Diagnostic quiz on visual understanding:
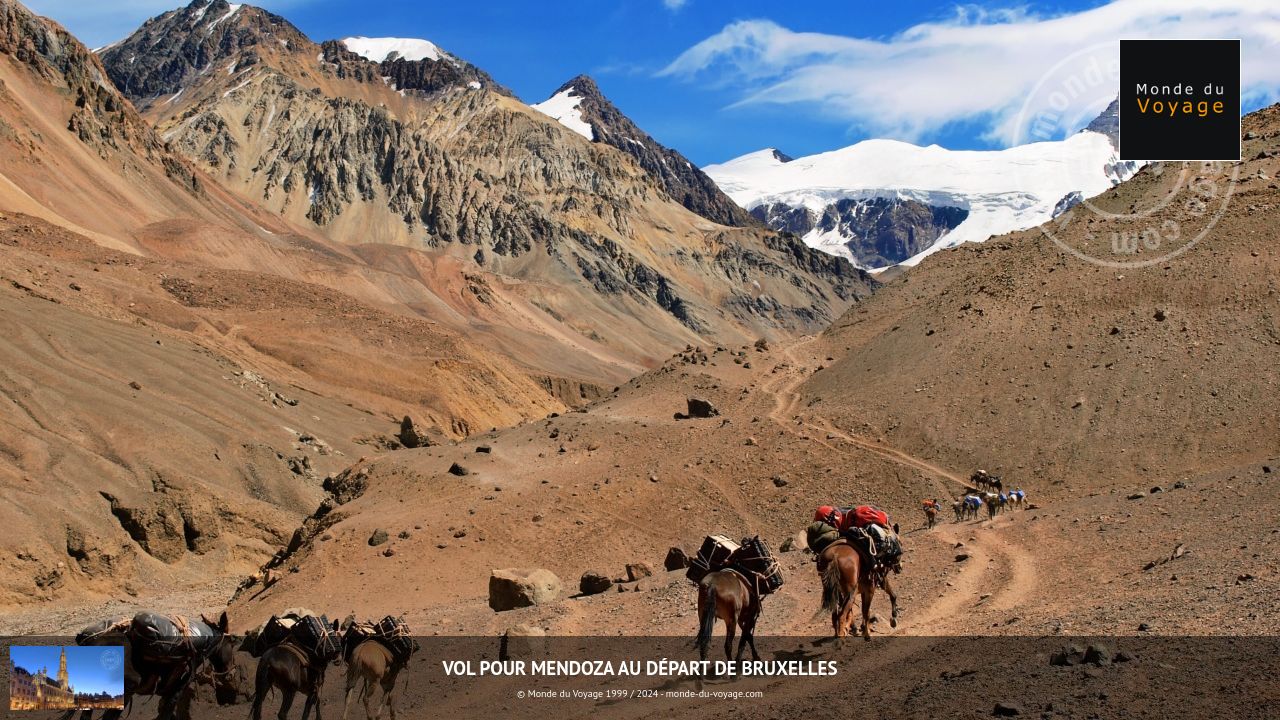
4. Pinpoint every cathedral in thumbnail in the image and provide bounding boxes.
[8,647,75,710]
